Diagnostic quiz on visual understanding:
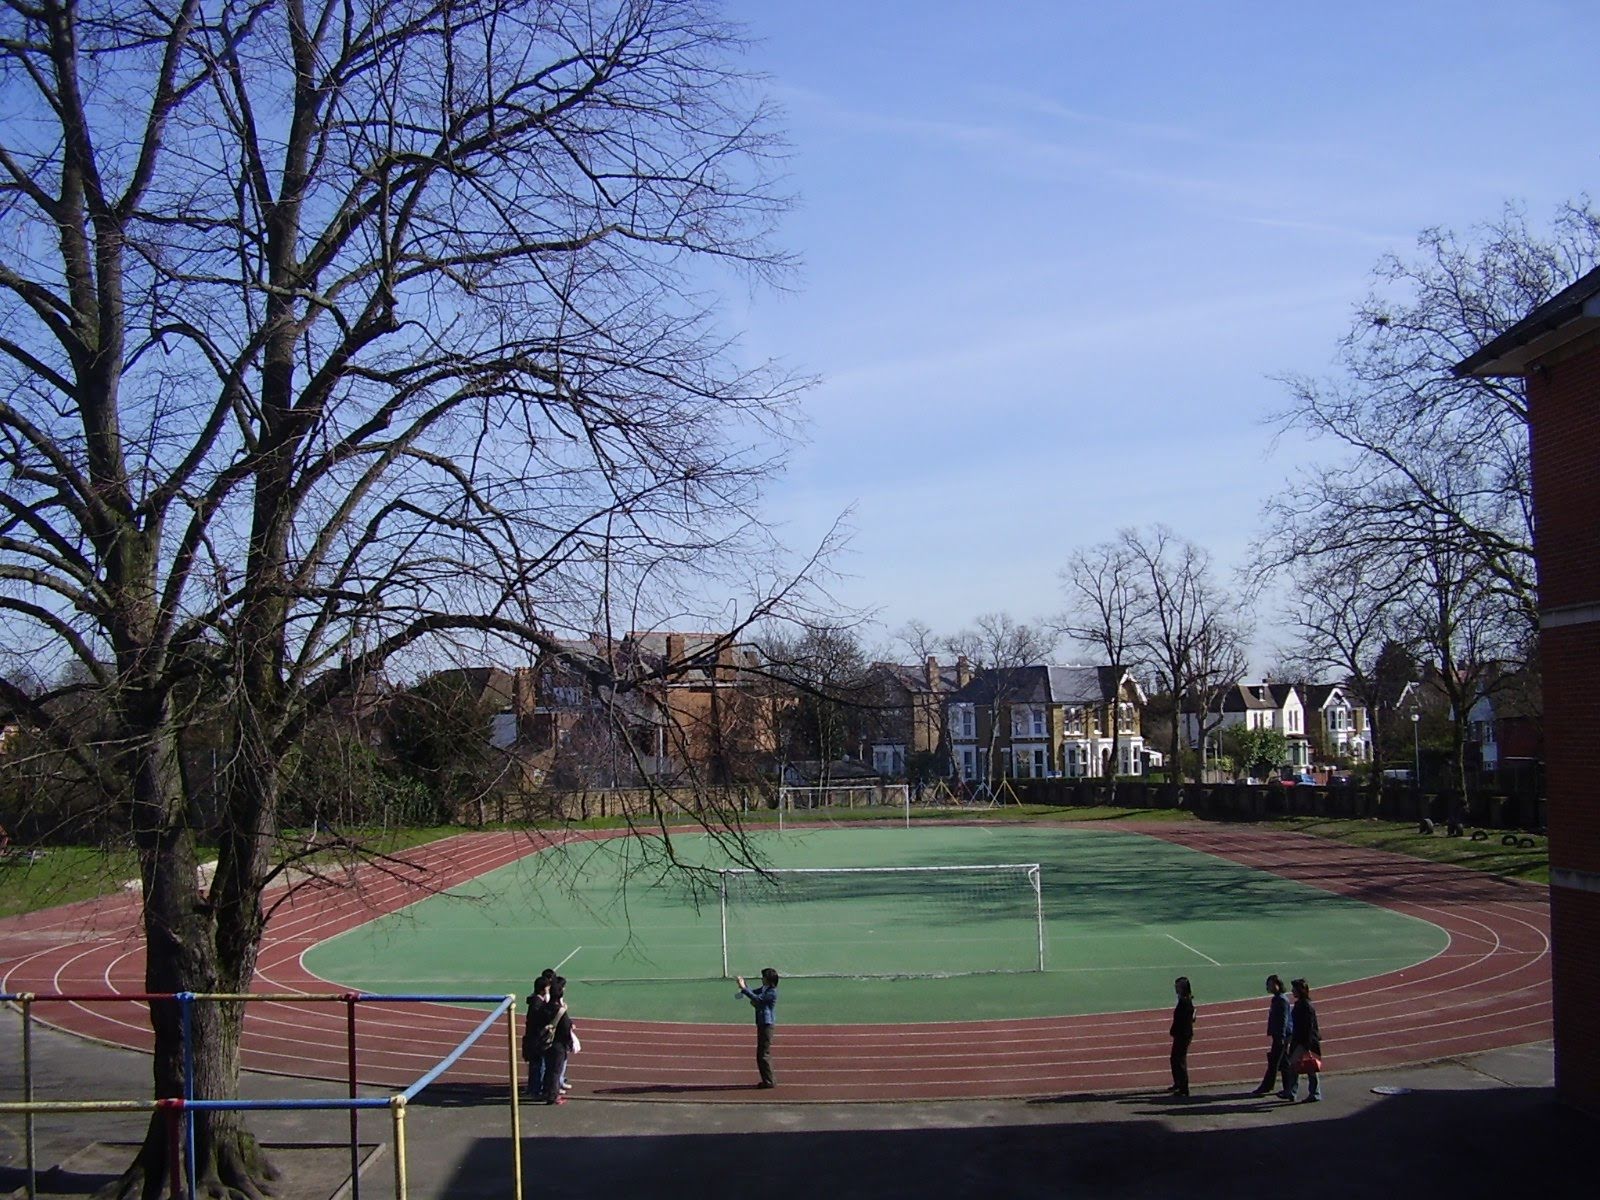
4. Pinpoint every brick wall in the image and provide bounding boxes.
[1532,341,1600,609]
[1529,338,1600,1117]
